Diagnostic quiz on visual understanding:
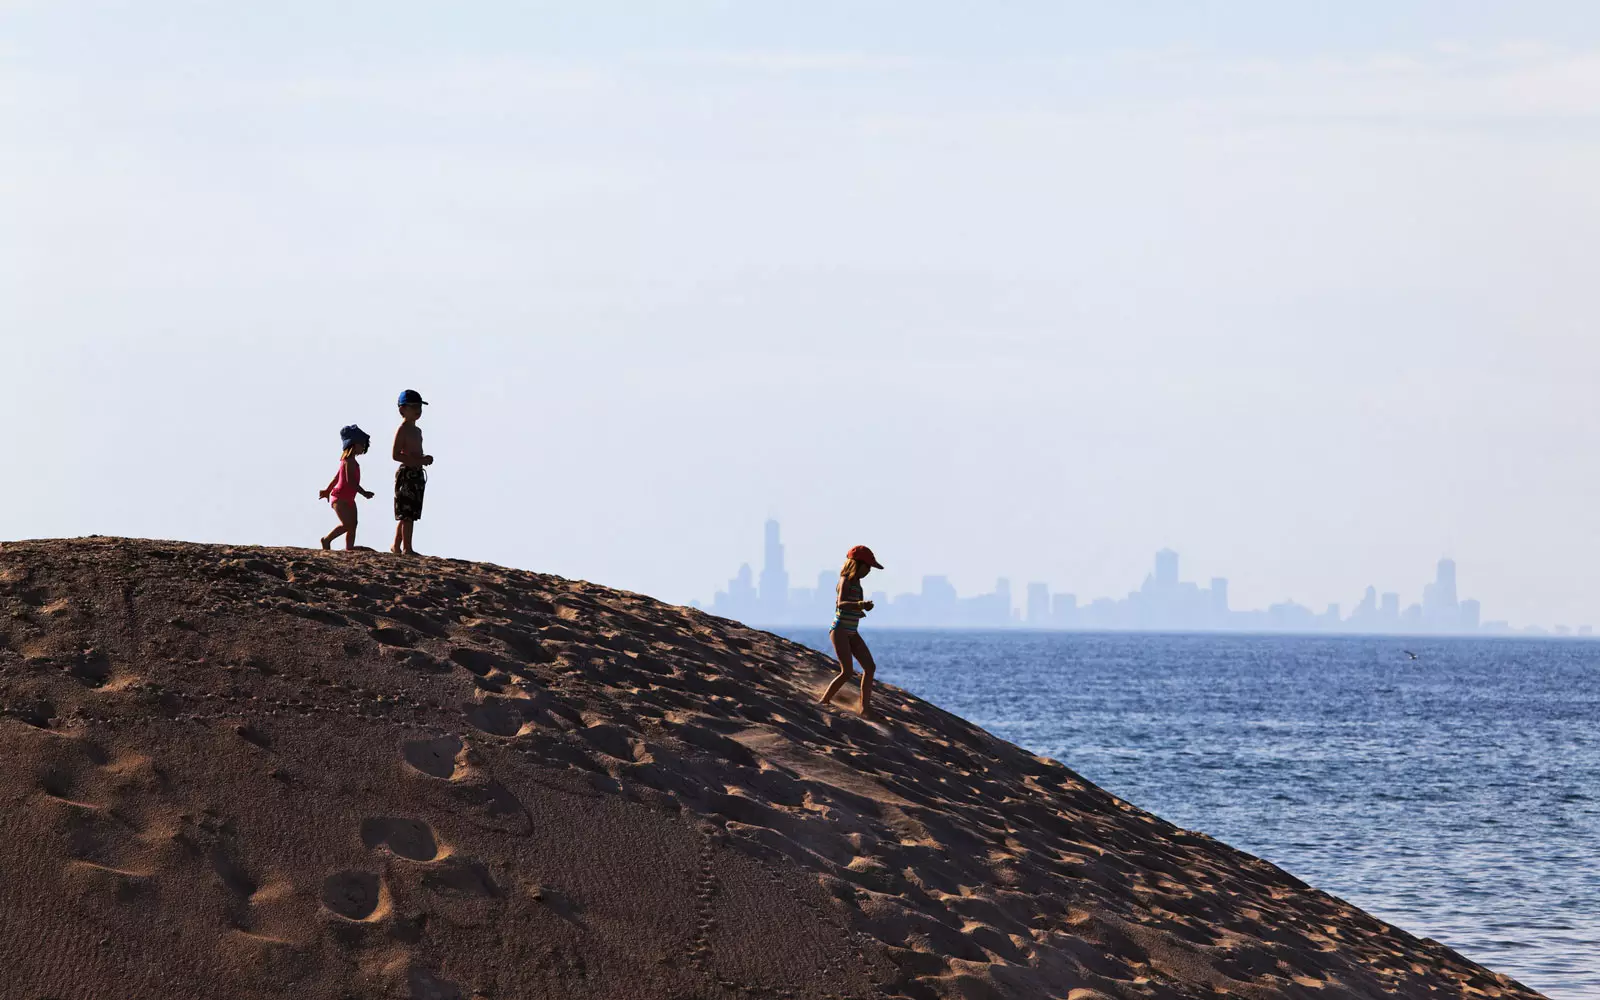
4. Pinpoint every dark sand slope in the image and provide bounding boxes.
[0,540,1540,1000]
